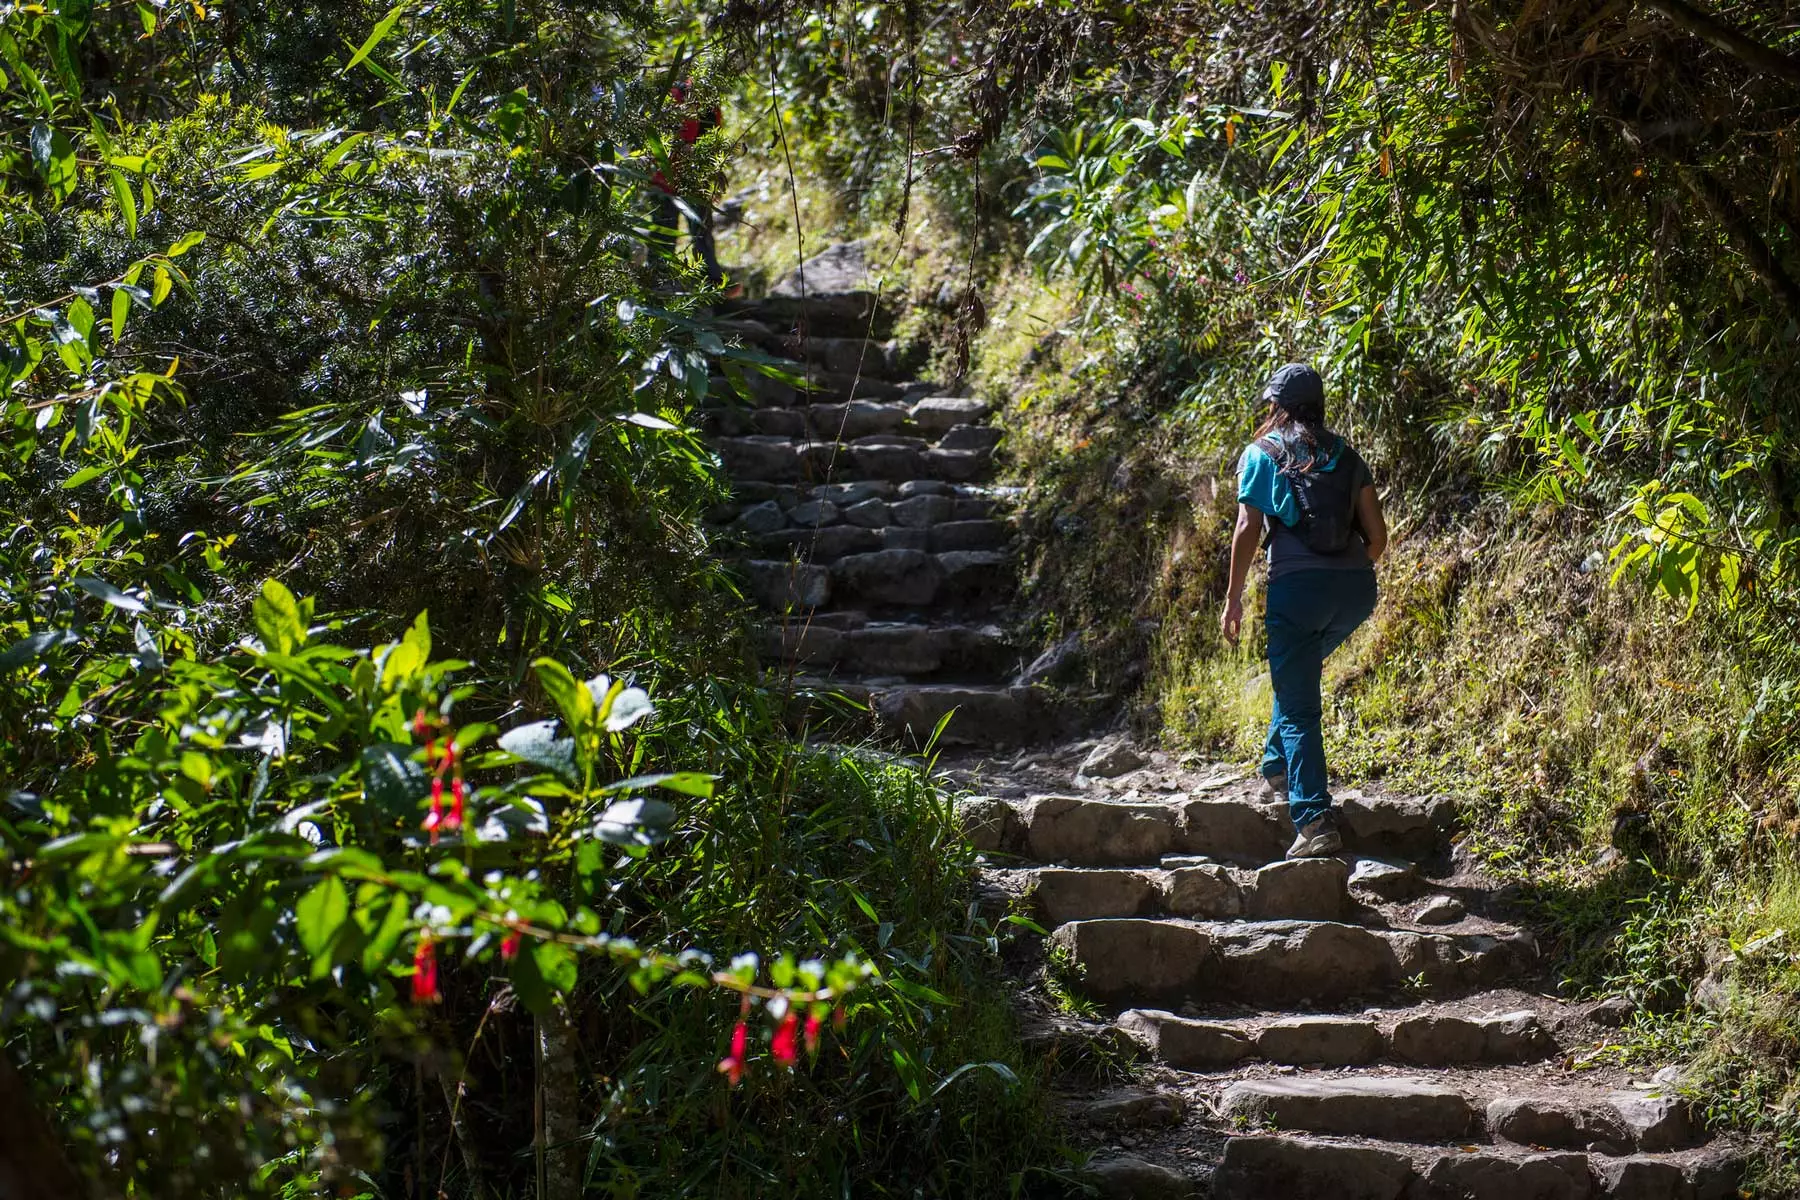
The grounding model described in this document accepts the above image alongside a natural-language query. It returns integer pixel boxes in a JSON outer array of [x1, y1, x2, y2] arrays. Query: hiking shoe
[[1287, 812, 1343, 859], [1260, 772, 1289, 803]]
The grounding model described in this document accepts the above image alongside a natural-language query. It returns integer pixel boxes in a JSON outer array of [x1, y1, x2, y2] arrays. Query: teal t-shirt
[[1236, 432, 1374, 578]]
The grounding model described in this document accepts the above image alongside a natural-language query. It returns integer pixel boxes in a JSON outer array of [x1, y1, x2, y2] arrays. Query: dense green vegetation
[[14, 0, 1800, 1191]]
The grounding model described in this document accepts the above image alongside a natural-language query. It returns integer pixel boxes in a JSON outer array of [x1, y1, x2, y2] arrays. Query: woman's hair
[[1252, 399, 1334, 469]]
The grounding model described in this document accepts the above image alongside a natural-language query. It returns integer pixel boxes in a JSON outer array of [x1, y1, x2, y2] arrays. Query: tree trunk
[[0, 1050, 89, 1200], [534, 1004, 584, 1200]]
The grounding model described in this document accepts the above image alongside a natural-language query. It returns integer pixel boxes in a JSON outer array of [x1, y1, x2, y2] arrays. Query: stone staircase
[[948, 742, 1750, 1199], [703, 244, 1040, 745]]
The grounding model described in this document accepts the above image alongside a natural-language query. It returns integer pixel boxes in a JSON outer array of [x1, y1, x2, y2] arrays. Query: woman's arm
[[1356, 484, 1388, 563], [1219, 503, 1264, 646]]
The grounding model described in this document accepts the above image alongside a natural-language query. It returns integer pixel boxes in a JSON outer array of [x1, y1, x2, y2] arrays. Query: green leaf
[[166, 231, 205, 257], [531, 658, 593, 732], [63, 464, 107, 489], [342, 1, 411, 73], [930, 1061, 1020, 1097], [360, 894, 411, 973], [295, 876, 350, 959], [109, 170, 138, 239], [599, 772, 716, 798], [74, 575, 146, 613], [253, 578, 305, 653], [496, 720, 578, 785], [151, 265, 173, 306], [361, 742, 427, 815], [593, 798, 675, 846], [0, 628, 79, 668], [29, 123, 77, 201], [110, 285, 130, 342], [533, 939, 578, 993]]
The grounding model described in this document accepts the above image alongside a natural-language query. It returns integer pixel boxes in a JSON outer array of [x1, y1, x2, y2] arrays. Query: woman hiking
[[1219, 363, 1389, 859]]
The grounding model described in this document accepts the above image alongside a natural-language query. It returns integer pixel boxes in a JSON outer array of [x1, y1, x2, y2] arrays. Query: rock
[[1085, 1154, 1201, 1200], [1416, 895, 1467, 925], [939, 424, 1004, 451], [1591, 1157, 1693, 1200], [750, 408, 808, 437], [954, 796, 1020, 854], [929, 519, 1010, 552], [831, 549, 943, 605], [1116, 1009, 1255, 1069], [850, 441, 923, 480], [936, 549, 1011, 597], [757, 525, 881, 562], [889, 493, 953, 527], [1163, 864, 1243, 918], [1587, 996, 1635, 1027], [1245, 858, 1349, 921], [1339, 793, 1455, 855], [872, 684, 1029, 746], [1032, 869, 1159, 926], [813, 480, 892, 505], [1606, 1091, 1695, 1152], [1411, 1150, 1594, 1200], [1178, 798, 1292, 864], [881, 527, 930, 552], [716, 436, 802, 482], [895, 479, 951, 497], [1218, 1077, 1477, 1141], [923, 447, 992, 482], [1080, 739, 1150, 780], [1685, 1151, 1745, 1200], [1208, 920, 1413, 1003], [769, 240, 871, 296], [1481, 1011, 1557, 1061], [910, 396, 991, 435], [806, 400, 906, 440], [741, 560, 830, 610], [734, 499, 789, 534], [764, 624, 844, 666], [1488, 1096, 1628, 1151], [1160, 854, 1216, 869], [787, 500, 840, 527], [843, 498, 890, 527], [1047, 920, 1210, 1004], [1350, 857, 1421, 902], [1017, 632, 1083, 686], [1214, 1136, 1416, 1200], [1255, 1017, 1384, 1066], [1391, 1013, 1485, 1064], [846, 623, 943, 673], [1024, 796, 1178, 865], [1080, 1088, 1186, 1129]]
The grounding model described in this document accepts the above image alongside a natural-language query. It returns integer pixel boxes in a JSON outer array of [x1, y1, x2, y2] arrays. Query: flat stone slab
[[1214, 1136, 1416, 1200], [1024, 796, 1179, 866], [1218, 1077, 1477, 1142], [871, 684, 1030, 747], [1243, 857, 1348, 921], [1116, 1009, 1255, 1069], [1255, 1016, 1385, 1066], [1489, 1091, 1695, 1154], [1177, 797, 1293, 864], [1411, 1149, 1594, 1200], [1085, 1154, 1202, 1199], [1392, 1010, 1554, 1065], [1077, 1087, 1186, 1129], [1031, 869, 1160, 925], [1047, 920, 1210, 1003]]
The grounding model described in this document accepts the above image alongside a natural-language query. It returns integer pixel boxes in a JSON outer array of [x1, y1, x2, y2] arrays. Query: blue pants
[[1259, 568, 1378, 828]]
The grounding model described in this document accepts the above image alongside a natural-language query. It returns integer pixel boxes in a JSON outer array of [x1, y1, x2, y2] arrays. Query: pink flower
[[412, 939, 440, 1004], [803, 1012, 823, 1054], [445, 777, 466, 832], [423, 776, 446, 842], [772, 1012, 800, 1067], [718, 1020, 749, 1086], [501, 932, 522, 962]]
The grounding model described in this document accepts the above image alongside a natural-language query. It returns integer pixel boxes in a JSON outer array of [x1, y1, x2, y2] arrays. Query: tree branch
[[1678, 164, 1800, 320], [1639, 0, 1800, 87]]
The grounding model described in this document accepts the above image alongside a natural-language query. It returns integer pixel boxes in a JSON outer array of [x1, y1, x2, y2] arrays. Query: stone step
[[1211, 1134, 1741, 1200], [721, 292, 895, 340], [1220, 1077, 1480, 1142], [760, 620, 1016, 677], [736, 549, 1014, 615], [1115, 1006, 1556, 1070], [721, 478, 1006, 520], [1046, 918, 1530, 1006], [965, 792, 1454, 867], [714, 436, 996, 485], [869, 681, 1036, 747], [1001, 858, 1351, 925], [736, 518, 1013, 563]]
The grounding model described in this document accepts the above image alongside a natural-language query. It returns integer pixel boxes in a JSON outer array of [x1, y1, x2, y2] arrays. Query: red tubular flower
[[412, 708, 430, 738], [445, 777, 466, 831], [500, 932, 522, 962], [771, 1012, 800, 1067], [411, 939, 440, 1004], [423, 776, 446, 843], [803, 1012, 822, 1055], [680, 118, 701, 144], [717, 1020, 749, 1086]]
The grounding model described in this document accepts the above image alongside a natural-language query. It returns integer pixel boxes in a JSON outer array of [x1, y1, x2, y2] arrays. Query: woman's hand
[[1220, 593, 1244, 647]]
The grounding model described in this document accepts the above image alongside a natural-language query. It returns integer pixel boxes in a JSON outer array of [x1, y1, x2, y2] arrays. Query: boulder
[[1031, 869, 1159, 926], [1079, 739, 1150, 780], [1410, 1151, 1594, 1200], [769, 240, 872, 297], [1244, 858, 1349, 921], [1163, 864, 1243, 918], [910, 396, 991, 435], [953, 796, 1021, 854], [1255, 1017, 1384, 1066], [1416, 895, 1467, 925], [1085, 1155, 1202, 1200], [750, 407, 809, 437], [831, 550, 943, 605], [1214, 1136, 1416, 1200], [1685, 1151, 1745, 1200], [813, 480, 892, 505], [1605, 1091, 1695, 1152], [872, 684, 1030, 746], [759, 525, 881, 562], [1047, 920, 1210, 1004], [889, 493, 953, 527], [1218, 1077, 1477, 1142], [764, 624, 845, 666], [1488, 1096, 1629, 1152], [1024, 796, 1179, 865], [1482, 1011, 1556, 1061], [1591, 1157, 1693, 1200], [741, 560, 830, 611], [1116, 1009, 1255, 1069], [1177, 798, 1292, 864], [1350, 857, 1422, 902]]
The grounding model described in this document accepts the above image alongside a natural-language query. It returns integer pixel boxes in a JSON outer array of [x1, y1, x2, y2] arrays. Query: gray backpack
[[1256, 435, 1359, 554]]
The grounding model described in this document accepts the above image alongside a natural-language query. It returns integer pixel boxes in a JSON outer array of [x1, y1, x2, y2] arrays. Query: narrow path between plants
[[704, 246, 1745, 1199]]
